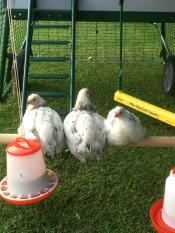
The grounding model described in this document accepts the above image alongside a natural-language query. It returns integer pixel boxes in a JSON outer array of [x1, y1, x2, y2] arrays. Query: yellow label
[[114, 91, 175, 127]]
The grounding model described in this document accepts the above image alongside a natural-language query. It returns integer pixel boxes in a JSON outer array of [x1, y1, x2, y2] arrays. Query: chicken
[[63, 88, 106, 162], [104, 106, 145, 146], [19, 94, 64, 158]]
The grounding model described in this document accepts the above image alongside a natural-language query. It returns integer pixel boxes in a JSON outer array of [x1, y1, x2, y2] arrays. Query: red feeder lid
[[6, 138, 41, 156], [150, 198, 175, 233], [172, 167, 175, 174]]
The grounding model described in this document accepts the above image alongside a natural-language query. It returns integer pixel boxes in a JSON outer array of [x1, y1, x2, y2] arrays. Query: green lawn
[[0, 60, 175, 232]]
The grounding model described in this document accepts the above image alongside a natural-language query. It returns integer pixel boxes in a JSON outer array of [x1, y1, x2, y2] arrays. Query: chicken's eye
[[33, 98, 36, 102]]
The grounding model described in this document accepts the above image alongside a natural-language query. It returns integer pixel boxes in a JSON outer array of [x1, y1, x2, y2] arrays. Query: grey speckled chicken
[[19, 94, 65, 158], [104, 106, 145, 146], [63, 88, 106, 163]]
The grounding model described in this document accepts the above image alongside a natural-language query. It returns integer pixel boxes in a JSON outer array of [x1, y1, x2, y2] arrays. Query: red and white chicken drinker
[[162, 167, 175, 229], [150, 167, 175, 233], [7, 138, 48, 195], [0, 138, 59, 205]]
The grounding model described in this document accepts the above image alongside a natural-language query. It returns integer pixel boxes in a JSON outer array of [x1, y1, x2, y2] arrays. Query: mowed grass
[[0, 21, 174, 232], [0, 61, 175, 233]]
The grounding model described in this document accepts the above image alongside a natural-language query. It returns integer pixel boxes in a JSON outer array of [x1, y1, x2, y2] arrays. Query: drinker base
[[150, 198, 175, 233], [0, 169, 59, 205]]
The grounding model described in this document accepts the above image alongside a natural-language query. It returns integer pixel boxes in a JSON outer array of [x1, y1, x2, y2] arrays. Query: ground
[[0, 61, 175, 233]]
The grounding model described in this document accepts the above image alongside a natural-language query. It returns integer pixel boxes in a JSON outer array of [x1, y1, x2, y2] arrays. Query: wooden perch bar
[[0, 134, 175, 148], [134, 136, 175, 147], [0, 134, 20, 145]]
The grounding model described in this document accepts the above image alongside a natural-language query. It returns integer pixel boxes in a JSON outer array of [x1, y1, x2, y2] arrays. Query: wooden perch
[[0, 134, 175, 148], [134, 136, 175, 147], [0, 134, 20, 145]]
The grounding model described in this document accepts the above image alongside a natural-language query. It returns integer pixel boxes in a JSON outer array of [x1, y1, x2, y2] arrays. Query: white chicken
[[19, 94, 65, 158], [63, 88, 106, 162], [104, 106, 145, 146]]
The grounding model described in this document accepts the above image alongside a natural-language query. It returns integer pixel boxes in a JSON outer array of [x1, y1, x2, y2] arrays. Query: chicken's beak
[[86, 89, 90, 96], [115, 110, 121, 117], [26, 99, 31, 106]]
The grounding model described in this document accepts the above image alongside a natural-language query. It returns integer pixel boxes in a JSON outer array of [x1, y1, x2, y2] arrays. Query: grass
[[0, 61, 175, 233], [0, 20, 175, 232]]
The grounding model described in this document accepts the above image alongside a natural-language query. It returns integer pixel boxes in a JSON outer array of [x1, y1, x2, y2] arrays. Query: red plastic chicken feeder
[[150, 167, 175, 233], [0, 138, 59, 205]]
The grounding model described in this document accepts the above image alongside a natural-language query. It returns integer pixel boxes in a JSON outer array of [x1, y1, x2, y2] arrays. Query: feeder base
[[0, 169, 59, 205], [150, 198, 175, 233]]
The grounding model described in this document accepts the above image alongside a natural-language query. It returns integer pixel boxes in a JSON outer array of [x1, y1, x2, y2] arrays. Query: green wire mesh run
[[0, 0, 26, 100], [0, 5, 26, 58], [8, 19, 27, 54], [0, 0, 6, 69], [0, 18, 163, 97], [123, 23, 161, 62], [76, 22, 162, 63], [165, 23, 175, 56], [76, 22, 161, 63], [0, 0, 10, 100], [32, 21, 70, 58], [30, 21, 161, 64], [31, 20, 71, 77], [30, 21, 71, 112]]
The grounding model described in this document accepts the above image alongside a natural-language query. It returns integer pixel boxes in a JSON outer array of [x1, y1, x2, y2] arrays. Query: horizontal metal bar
[[32, 40, 70, 45], [11, 10, 175, 23], [30, 56, 70, 62], [30, 91, 68, 97], [33, 24, 71, 29], [29, 74, 67, 79]]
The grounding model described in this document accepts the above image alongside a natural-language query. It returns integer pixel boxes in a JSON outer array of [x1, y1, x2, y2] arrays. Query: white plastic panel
[[79, 0, 119, 11], [10, 0, 28, 9], [10, 0, 175, 12], [37, 0, 71, 10], [124, 0, 175, 12], [9, 0, 71, 10]]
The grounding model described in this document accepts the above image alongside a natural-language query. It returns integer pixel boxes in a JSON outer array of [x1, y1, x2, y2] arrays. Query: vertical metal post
[[155, 23, 171, 61], [0, 2, 9, 101], [95, 22, 98, 64], [5, 54, 13, 83], [21, 0, 33, 115], [160, 23, 166, 61], [70, 0, 77, 111], [118, 0, 124, 90]]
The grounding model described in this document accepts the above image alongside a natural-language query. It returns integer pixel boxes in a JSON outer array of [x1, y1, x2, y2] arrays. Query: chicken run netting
[[31, 21, 162, 63], [0, 0, 7, 98], [1, 2, 175, 99], [1, 20, 175, 69], [165, 23, 175, 57], [0, 0, 27, 99]]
